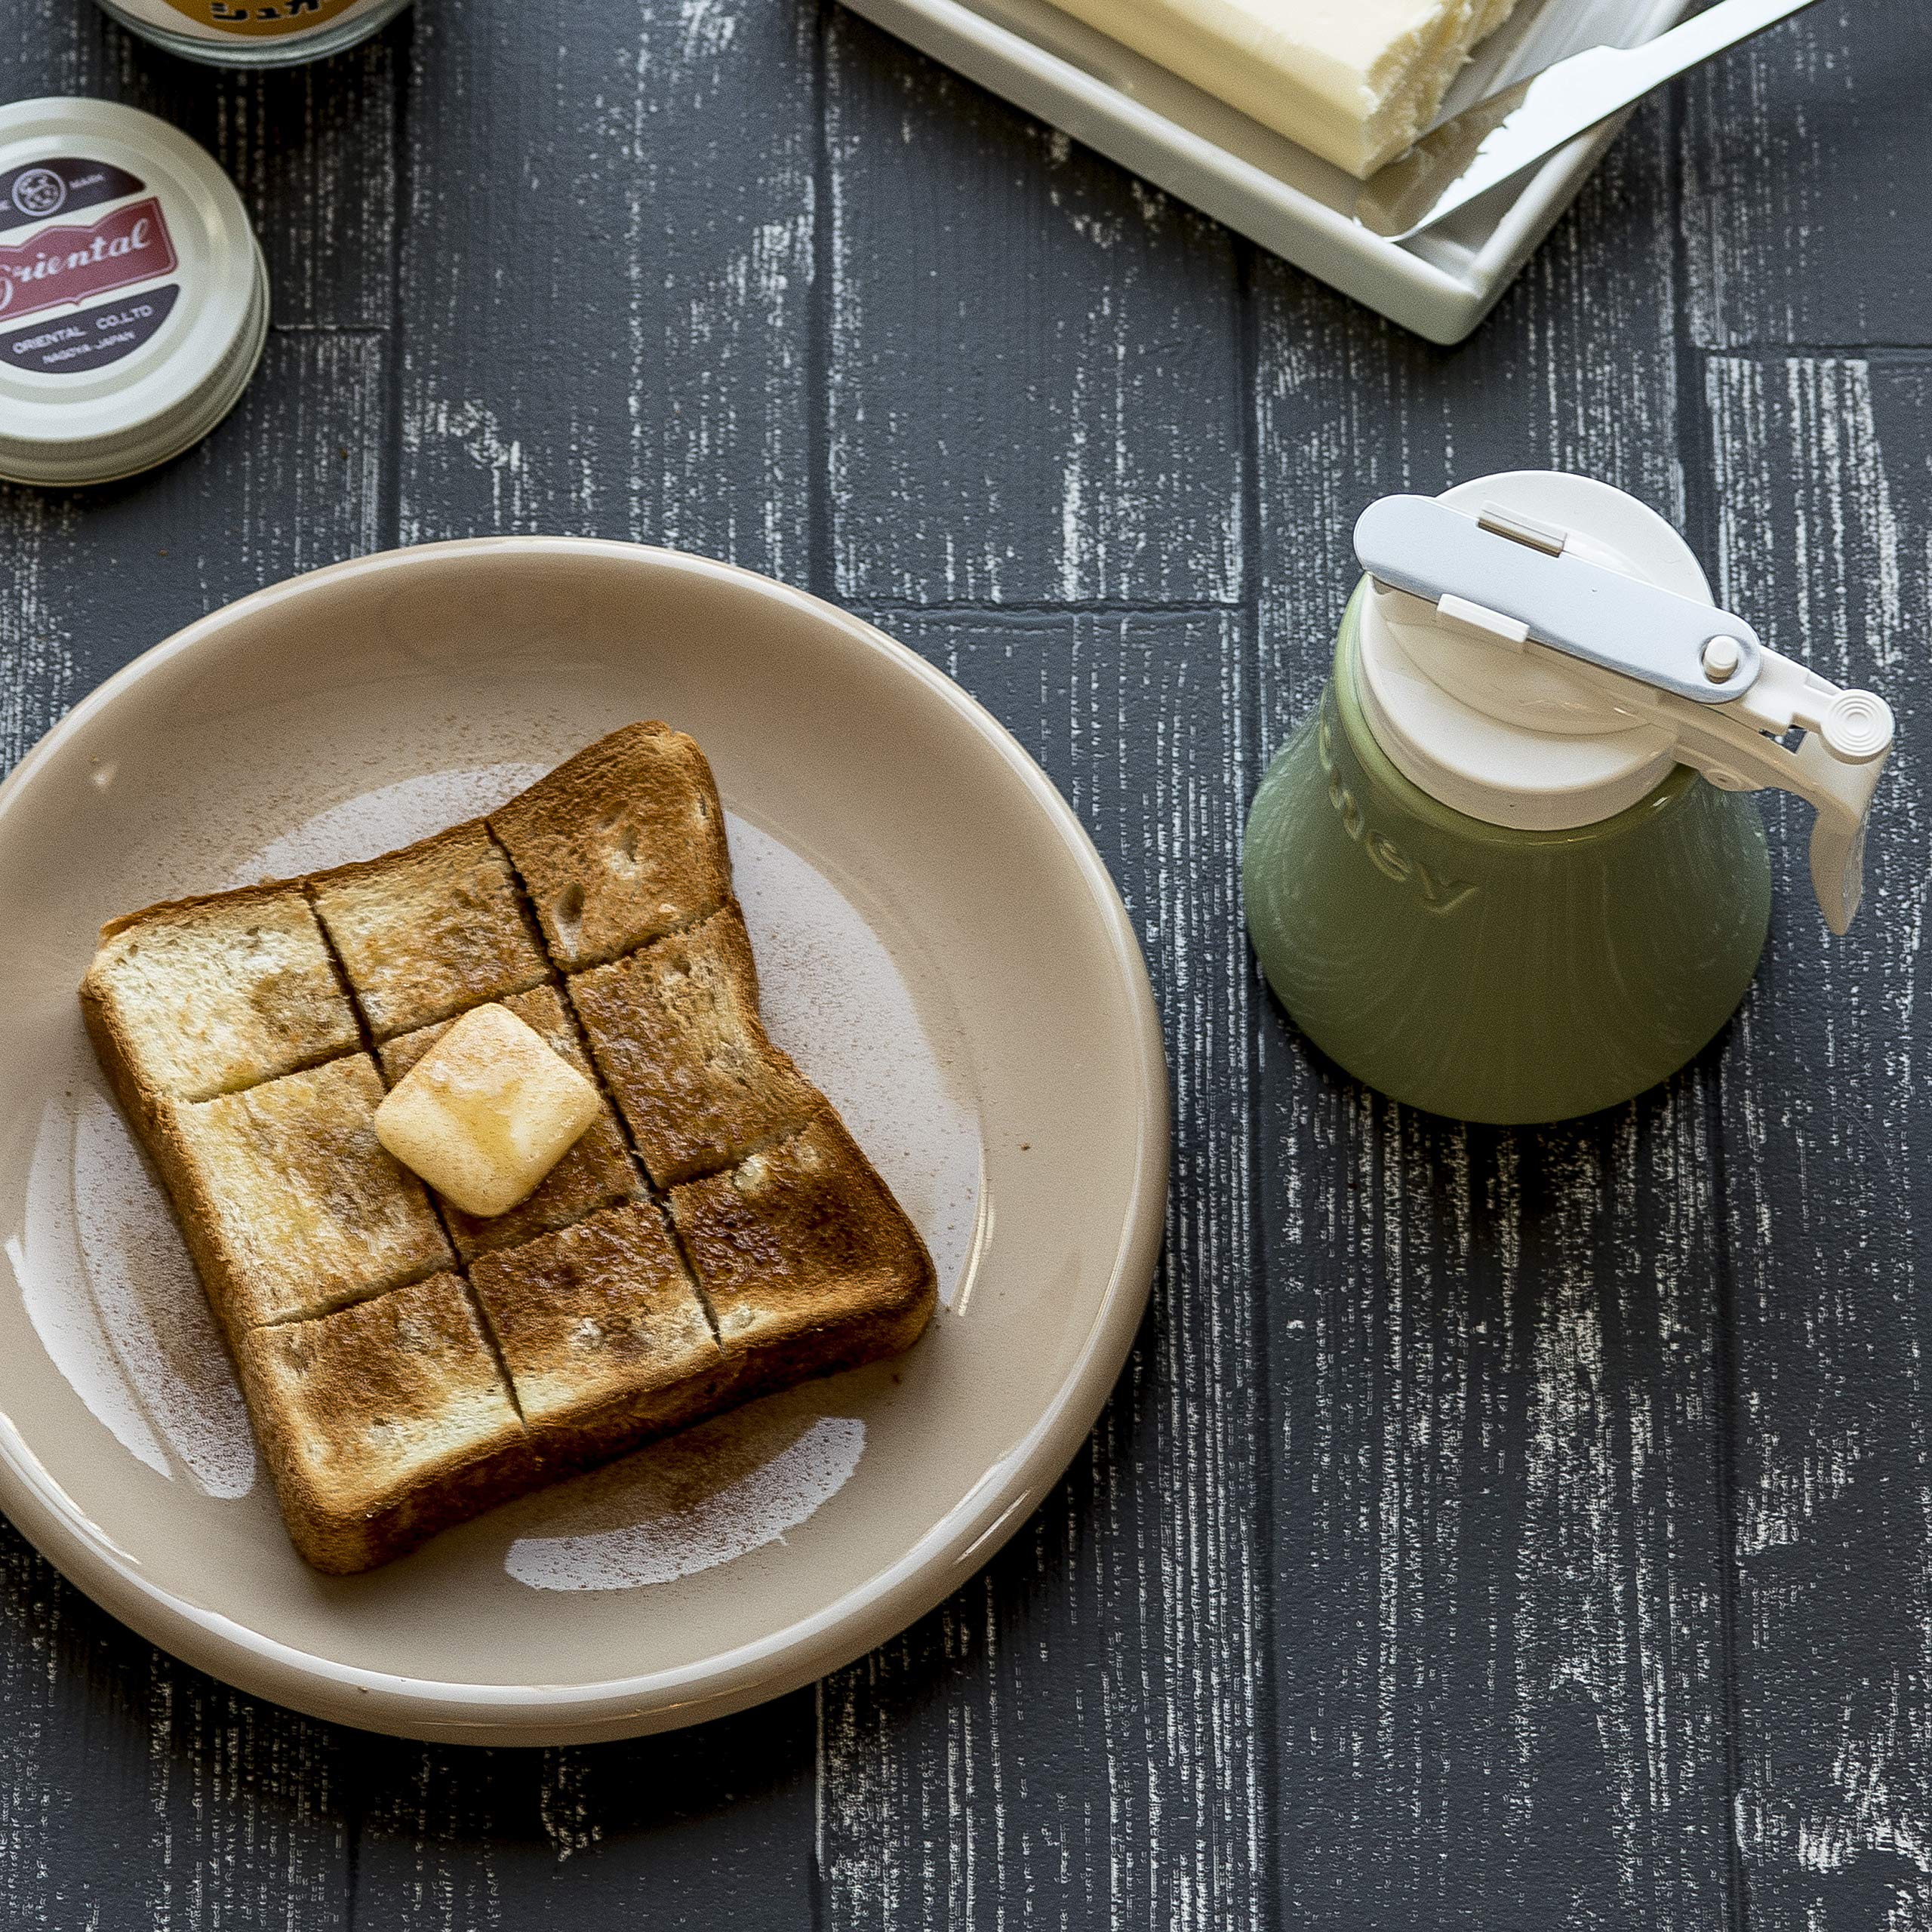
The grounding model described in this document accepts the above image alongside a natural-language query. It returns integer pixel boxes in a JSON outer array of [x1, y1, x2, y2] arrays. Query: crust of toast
[[469, 1202, 726, 1466], [487, 721, 732, 971], [670, 1112, 937, 1390], [309, 823, 550, 1040], [79, 884, 361, 1106], [568, 903, 820, 1187], [238, 1272, 537, 1574], [155, 1055, 454, 1335], [378, 986, 641, 1257]]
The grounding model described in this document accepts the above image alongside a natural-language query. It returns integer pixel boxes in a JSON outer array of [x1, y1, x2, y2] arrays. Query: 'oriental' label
[[0, 198, 177, 325]]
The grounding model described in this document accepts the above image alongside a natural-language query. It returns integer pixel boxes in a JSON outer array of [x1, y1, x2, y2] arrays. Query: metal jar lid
[[0, 97, 269, 488]]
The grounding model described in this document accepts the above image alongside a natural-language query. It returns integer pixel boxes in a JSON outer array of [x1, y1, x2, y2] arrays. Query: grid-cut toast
[[82, 882, 362, 1109], [672, 1112, 935, 1395], [154, 1054, 454, 1336], [238, 1271, 536, 1574], [469, 1201, 727, 1466], [310, 823, 550, 1039], [80, 722, 937, 1572], [490, 721, 733, 971], [570, 903, 820, 1187]]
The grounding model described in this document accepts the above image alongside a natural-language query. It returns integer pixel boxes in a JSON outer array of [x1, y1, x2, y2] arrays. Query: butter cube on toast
[[470, 1202, 725, 1464], [378, 986, 639, 1257], [670, 1112, 936, 1391], [569, 904, 819, 1187], [310, 823, 549, 1039], [488, 722, 731, 970], [156, 1054, 453, 1333], [238, 1272, 534, 1574], [374, 1002, 604, 1220], [81, 884, 361, 1106]]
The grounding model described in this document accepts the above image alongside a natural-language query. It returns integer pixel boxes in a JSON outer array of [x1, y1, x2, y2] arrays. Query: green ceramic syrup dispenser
[[1243, 470, 1897, 1124]]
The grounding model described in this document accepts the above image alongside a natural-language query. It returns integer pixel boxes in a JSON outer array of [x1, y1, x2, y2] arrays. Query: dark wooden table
[[3, 3, 1927, 1926]]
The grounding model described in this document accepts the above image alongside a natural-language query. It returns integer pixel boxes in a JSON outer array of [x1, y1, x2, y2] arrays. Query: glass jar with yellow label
[[93, 0, 411, 67]]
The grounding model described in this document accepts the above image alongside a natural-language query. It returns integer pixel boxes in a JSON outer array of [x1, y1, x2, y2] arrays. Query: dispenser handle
[[1355, 493, 1897, 934], [1595, 664, 1894, 935], [1810, 811, 1869, 937]]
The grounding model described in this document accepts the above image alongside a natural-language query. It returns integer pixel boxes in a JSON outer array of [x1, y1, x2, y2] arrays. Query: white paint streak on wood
[[825, 12, 1245, 606], [398, 0, 813, 570], [1683, 3, 1931, 352], [0, 489, 82, 772], [1710, 352, 1932, 1932], [198, 40, 400, 332], [820, 611, 1267, 1928]]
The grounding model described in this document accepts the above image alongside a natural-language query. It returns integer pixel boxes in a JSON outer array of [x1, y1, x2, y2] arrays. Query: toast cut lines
[[80, 724, 937, 1573]]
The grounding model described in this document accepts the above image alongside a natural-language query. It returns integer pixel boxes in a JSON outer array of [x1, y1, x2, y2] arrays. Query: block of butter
[[375, 1001, 604, 1220], [1043, 0, 1521, 179]]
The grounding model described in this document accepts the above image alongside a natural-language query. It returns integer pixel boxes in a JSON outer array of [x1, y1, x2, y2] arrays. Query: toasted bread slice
[[80, 721, 940, 1574], [469, 1202, 726, 1465], [488, 721, 731, 971], [81, 884, 361, 1108], [309, 823, 549, 1039], [155, 1055, 454, 1334], [238, 1271, 536, 1573], [669, 1112, 936, 1392], [568, 903, 819, 1188], [377, 986, 641, 1257]]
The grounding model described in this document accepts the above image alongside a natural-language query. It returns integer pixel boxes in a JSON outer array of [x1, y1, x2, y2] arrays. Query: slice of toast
[[238, 1271, 536, 1574], [81, 884, 362, 1109], [669, 1112, 937, 1396], [469, 1201, 726, 1466], [81, 721, 937, 1572], [155, 1054, 454, 1334], [309, 823, 549, 1040], [568, 903, 820, 1187], [488, 721, 731, 970], [377, 985, 641, 1258]]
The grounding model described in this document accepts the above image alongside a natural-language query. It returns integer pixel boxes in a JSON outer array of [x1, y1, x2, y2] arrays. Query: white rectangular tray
[[838, 0, 1689, 342]]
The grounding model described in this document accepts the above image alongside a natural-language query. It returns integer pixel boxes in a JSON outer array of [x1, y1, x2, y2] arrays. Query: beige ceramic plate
[[0, 540, 1167, 1745]]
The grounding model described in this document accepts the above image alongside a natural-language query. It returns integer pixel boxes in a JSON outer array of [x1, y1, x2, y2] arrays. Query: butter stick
[[1044, 0, 1521, 179]]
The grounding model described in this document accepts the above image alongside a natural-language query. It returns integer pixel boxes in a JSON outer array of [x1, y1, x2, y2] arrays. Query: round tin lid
[[0, 97, 269, 488]]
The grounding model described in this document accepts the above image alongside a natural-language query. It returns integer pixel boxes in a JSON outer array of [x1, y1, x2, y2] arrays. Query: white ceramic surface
[[0, 539, 1168, 1744], [837, 0, 1690, 342]]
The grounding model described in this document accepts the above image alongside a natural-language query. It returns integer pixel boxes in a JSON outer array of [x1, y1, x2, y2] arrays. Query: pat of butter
[[374, 1002, 604, 1220], [1043, 0, 1520, 179]]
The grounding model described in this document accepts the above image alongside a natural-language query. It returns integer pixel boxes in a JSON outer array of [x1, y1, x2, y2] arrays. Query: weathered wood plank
[[819, 608, 1269, 1929], [0, 328, 391, 1932], [1251, 101, 1734, 1929], [0, 13, 398, 332], [0, 328, 389, 780], [825, 12, 1246, 607], [394, 0, 816, 572], [1708, 352, 1932, 1931], [1682, 2, 1932, 351], [346, 1695, 818, 1930]]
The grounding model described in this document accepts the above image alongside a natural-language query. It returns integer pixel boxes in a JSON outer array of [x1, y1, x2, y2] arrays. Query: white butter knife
[[1355, 0, 1826, 241]]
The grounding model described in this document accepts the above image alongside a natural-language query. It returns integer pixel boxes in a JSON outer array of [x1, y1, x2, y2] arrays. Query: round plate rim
[[0, 535, 1170, 1744]]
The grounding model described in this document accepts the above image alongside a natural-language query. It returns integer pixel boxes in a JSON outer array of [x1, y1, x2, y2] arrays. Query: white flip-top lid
[[1353, 471, 1895, 932]]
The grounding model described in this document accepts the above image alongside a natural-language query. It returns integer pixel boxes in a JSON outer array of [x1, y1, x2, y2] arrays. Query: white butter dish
[[836, 0, 1690, 342]]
